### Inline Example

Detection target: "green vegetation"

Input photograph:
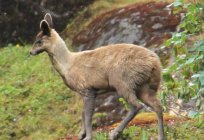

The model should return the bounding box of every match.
[95,120,204,140]
[0,45,82,139]
[163,0,204,113]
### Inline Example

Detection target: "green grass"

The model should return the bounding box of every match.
[0,45,82,140]
[95,120,204,140]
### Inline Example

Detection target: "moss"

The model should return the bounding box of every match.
[62,0,176,49]
[94,113,204,140]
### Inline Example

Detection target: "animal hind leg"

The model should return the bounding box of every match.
[109,88,143,140]
[109,104,142,140]
[139,89,165,140]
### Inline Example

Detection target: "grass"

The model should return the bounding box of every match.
[0,45,83,140]
[95,121,204,140]
[94,113,204,140]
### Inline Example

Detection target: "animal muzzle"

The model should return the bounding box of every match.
[29,48,44,55]
[30,50,37,55]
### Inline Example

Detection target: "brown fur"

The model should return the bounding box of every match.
[66,44,162,97]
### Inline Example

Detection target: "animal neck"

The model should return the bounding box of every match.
[48,35,72,77]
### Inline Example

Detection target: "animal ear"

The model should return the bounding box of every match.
[44,13,53,28]
[40,20,50,36]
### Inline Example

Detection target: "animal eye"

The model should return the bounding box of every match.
[36,40,42,45]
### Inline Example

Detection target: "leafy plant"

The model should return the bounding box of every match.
[119,97,130,110]
[163,0,204,111]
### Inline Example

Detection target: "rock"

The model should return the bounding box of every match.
[73,2,181,51]
[0,0,93,46]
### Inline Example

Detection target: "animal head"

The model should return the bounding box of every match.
[30,13,57,55]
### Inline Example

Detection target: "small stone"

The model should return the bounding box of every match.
[152,23,163,30]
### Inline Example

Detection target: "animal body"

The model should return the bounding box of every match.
[30,13,165,140]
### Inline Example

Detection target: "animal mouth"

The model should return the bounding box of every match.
[30,49,44,55]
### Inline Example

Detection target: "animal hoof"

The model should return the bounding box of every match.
[158,134,165,140]
[78,131,86,140]
[83,137,92,140]
[109,131,119,140]
[158,137,165,140]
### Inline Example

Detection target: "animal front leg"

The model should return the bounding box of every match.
[78,111,86,140]
[83,94,95,140]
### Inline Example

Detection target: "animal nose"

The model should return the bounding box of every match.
[29,50,35,55]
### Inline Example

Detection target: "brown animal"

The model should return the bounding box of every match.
[30,13,165,140]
